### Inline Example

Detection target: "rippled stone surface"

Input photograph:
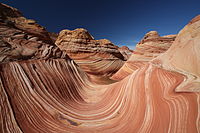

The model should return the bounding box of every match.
[118,46,133,60]
[55,28,125,84]
[0,3,199,133]
[153,15,200,92]
[112,31,176,80]
[0,3,68,63]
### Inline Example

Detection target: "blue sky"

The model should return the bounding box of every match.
[2,0,200,49]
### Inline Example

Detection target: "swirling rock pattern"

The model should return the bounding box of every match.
[153,15,200,92]
[0,59,199,133]
[55,28,125,83]
[112,31,176,80]
[118,46,133,60]
[0,3,199,133]
[0,3,68,63]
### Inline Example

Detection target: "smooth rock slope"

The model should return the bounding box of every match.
[153,15,200,92]
[112,31,176,80]
[0,3,199,133]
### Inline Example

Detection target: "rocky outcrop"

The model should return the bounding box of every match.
[0,3,199,133]
[0,3,68,63]
[48,32,58,43]
[118,46,133,60]
[56,28,124,60]
[55,28,125,83]
[133,31,176,61]
[153,15,200,92]
[111,31,176,80]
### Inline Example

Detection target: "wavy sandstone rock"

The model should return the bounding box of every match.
[112,31,176,80]
[118,45,133,60]
[0,3,199,133]
[153,15,200,92]
[1,59,199,133]
[0,3,68,63]
[55,28,125,83]
[48,32,58,43]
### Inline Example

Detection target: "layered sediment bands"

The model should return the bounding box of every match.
[0,59,88,132]
[111,60,146,80]
[55,28,125,82]
[0,78,23,133]
[0,3,68,63]
[112,31,176,80]
[0,3,52,43]
[0,60,199,132]
[118,46,133,60]
[153,15,200,92]
[0,3,200,133]
[75,59,124,84]
[48,32,58,43]
[55,28,124,59]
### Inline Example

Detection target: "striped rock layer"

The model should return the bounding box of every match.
[118,46,133,60]
[0,3,199,133]
[111,31,176,80]
[1,59,199,133]
[0,3,68,63]
[153,15,200,92]
[55,29,125,84]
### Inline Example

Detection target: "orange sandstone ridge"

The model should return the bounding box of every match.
[153,15,200,92]
[118,45,133,60]
[0,3,68,62]
[55,28,124,60]
[55,28,125,83]
[111,30,176,80]
[0,3,199,133]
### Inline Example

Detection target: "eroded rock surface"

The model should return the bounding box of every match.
[153,15,200,92]
[118,45,133,60]
[0,3,68,63]
[55,28,125,83]
[112,31,176,80]
[0,3,199,133]
[56,28,124,59]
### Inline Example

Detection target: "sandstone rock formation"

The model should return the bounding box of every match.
[0,3,199,133]
[153,15,200,92]
[48,32,58,43]
[0,3,68,63]
[118,45,133,60]
[111,31,176,80]
[55,28,125,83]
[56,28,124,59]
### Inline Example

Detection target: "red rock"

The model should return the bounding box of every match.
[0,3,199,133]
[55,28,125,83]
[48,32,58,43]
[188,15,200,25]
[111,31,176,80]
[153,15,200,92]
[0,3,68,63]
[118,46,133,60]
[55,28,124,59]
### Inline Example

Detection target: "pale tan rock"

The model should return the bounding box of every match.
[153,15,200,92]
